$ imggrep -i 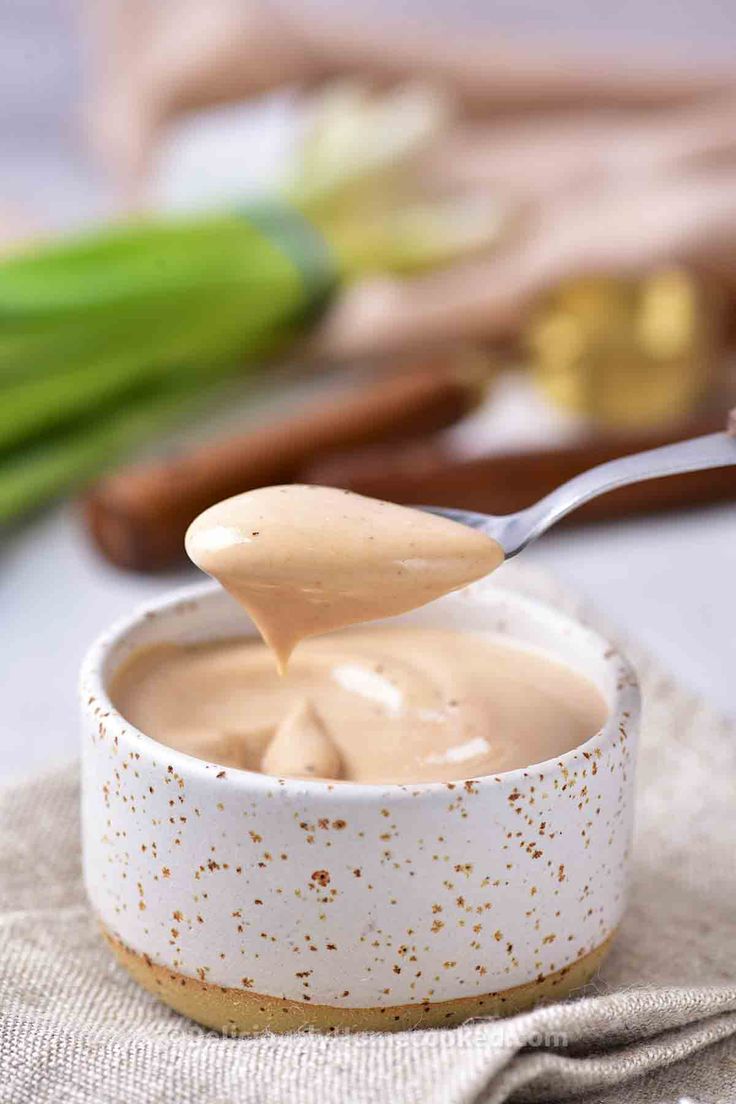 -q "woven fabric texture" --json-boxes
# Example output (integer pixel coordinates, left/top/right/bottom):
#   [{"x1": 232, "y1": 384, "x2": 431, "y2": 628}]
[{"x1": 1, "y1": 567, "x2": 734, "y2": 1103}]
